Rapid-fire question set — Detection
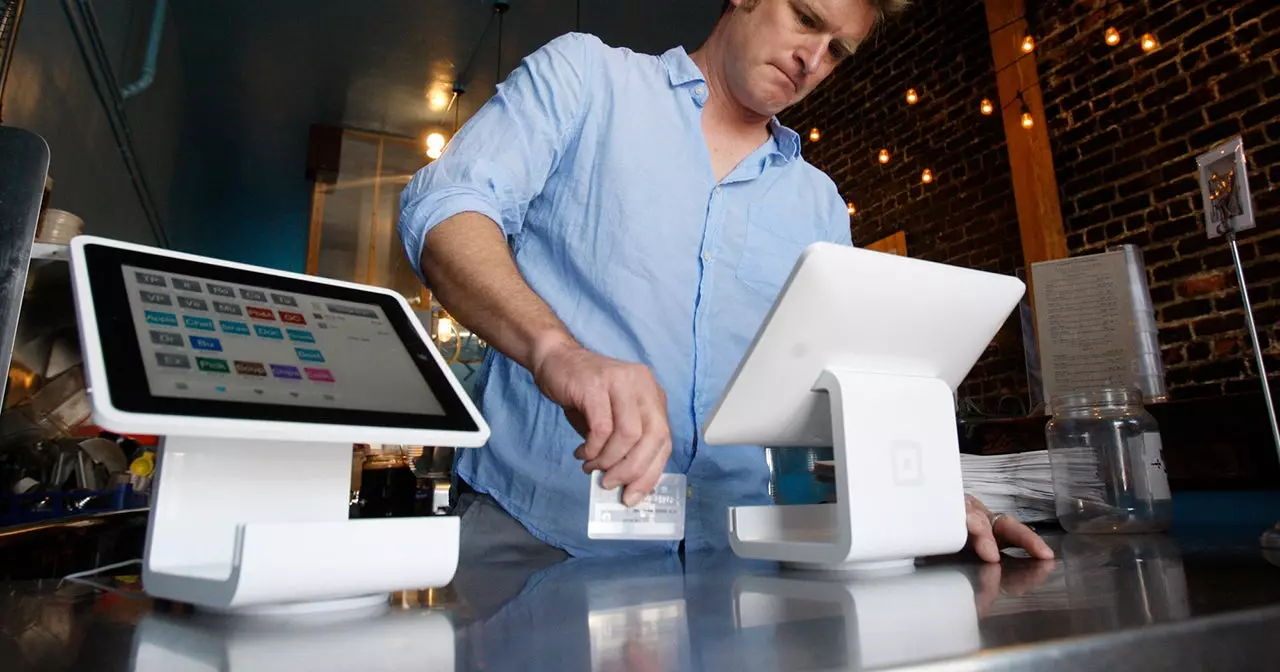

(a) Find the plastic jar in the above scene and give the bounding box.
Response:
[1045,388,1172,534]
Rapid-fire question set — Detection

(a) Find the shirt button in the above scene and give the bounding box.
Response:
[702,252,712,262]
[694,85,705,96]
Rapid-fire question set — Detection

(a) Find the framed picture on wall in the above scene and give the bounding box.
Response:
[1196,135,1256,239]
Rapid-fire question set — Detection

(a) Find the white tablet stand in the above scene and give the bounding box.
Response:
[143,437,460,614]
[702,243,1025,573]
[726,369,967,573]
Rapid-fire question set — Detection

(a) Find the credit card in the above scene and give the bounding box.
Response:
[587,471,686,541]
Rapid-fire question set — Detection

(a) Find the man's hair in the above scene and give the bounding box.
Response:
[721,0,911,25]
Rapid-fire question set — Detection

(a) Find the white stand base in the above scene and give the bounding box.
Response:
[728,368,967,571]
[143,437,460,614]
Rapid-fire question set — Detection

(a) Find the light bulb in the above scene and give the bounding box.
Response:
[1021,35,1036,53]
[426,146,443,160]
[921,169,933,184]
[980,98,994,116]
[1141,33,1159,52]
[437,317,455,343]
[1021,111,1035,129]
[809,127,821,142]
[847,202,856,216]
[1105,27,1121,46]
[426,132,447,152]
[428,90,450,111]
[906,88,919,104]
[878,148,891,164]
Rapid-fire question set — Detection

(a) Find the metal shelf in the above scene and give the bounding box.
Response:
[30,242,69,262]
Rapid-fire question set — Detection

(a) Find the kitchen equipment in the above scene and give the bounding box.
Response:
[0,127,51,410]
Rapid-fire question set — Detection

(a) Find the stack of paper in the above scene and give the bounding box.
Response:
[813,450,1058,523]
[960,450,1056,523]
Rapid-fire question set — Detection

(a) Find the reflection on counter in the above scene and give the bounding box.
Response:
[130,608,454,672]
[3,529,1280,671]
[734,568,979,670]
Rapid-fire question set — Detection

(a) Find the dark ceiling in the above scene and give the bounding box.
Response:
[164,0,721,270]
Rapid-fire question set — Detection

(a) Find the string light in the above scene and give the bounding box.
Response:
[809,127,821,142]
[1105,26,1121,47]
[425,132,447,159]
[906,88,919,104]
[1141,33,1159,52]
[879,148,891,164]
[980,98,994,116]
[1021,111,1035,129]
[1021,34,1036,53]
[921,169,934,184]
[847,202,857,216]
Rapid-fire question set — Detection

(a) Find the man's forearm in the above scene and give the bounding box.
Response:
[421,212,577,373]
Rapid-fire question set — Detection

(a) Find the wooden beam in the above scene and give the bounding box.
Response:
[305,182,326,276]
[984,0,1068,280]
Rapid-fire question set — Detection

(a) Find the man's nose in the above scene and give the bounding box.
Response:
[796,37,828,76]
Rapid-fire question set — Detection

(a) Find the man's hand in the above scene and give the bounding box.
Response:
[530,338,672,507]
[964,494,1055,563]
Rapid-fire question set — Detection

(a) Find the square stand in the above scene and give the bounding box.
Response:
[143,437,460,614]
[726,367,968,572]
[733,569,979,669]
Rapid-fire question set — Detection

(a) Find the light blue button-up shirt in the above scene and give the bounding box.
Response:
[399,33,852,556]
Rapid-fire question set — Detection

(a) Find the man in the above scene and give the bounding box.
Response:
[400,0,1053,563]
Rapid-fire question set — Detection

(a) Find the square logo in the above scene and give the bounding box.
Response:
[892,441,924,486]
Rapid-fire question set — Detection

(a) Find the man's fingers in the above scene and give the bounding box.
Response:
[588,387,645,481]
[993,516,1056,560]
[619,437,672,507]
[966,506,1000,563]
[576,393,614,463]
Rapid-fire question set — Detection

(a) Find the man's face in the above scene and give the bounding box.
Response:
[721,0,878,117]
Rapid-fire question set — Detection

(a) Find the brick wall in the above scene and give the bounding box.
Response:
[787,0,1280,409]
[782,0,1029,412]
[1032,0,1280,399]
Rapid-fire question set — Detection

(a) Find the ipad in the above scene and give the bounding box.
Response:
[702,242,1025,448]
[70,236,488,446]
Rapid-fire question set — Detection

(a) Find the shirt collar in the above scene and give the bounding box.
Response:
[660,46,705,87]
[660,45,802,165]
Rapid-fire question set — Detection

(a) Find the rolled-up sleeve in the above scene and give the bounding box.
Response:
[398,32,594,283]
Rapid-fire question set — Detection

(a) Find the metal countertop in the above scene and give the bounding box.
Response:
[3,527,1280,671]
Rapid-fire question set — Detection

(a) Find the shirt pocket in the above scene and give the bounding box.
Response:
[735,210,816,300]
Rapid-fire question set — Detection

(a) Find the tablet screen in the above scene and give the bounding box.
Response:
[82,243,476,432]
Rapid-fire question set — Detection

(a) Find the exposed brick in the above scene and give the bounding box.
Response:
[1180,271,1229,296]
[803,0,1280,405]
[1192,312,1245,336]
[1161,297,1212,320]
[1162,324,1193,344]
[1190,118,1245,150]
[1214,337,1243,357]
[1151,216,1201,240]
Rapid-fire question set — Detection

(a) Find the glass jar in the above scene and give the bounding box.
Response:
[1045,388,1172,534]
